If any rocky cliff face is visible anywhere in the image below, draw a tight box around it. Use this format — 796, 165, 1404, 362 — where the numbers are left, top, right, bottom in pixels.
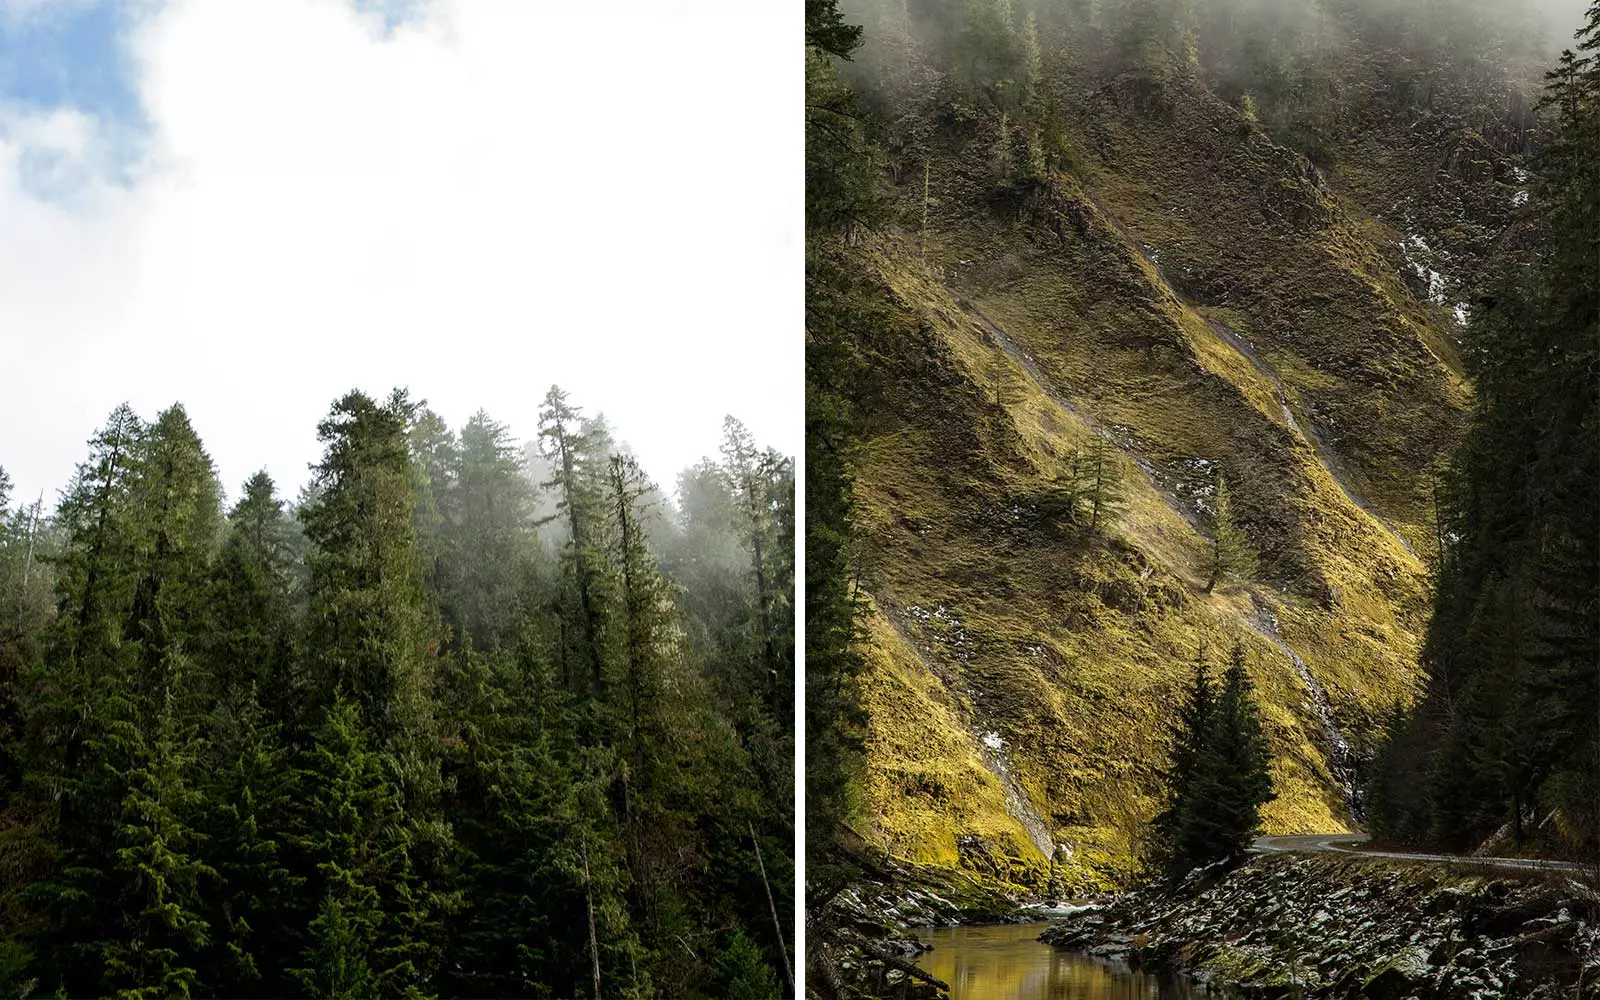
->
1042, 853, 1600, 997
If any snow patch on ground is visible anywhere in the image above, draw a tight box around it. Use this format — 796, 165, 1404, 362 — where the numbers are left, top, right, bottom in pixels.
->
981, 730, 1005, 751
1400, 234, 1448, 305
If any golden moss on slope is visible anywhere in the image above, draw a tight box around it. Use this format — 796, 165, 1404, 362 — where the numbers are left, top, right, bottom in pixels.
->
840, 68, 1476, 890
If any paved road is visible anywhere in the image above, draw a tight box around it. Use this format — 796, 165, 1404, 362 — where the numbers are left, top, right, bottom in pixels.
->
1253, 834, 1590, 873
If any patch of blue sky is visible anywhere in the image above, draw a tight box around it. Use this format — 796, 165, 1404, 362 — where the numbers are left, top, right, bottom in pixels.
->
352, 0, 427, 37
0, 0, 152, 196
0, 1, 146, 123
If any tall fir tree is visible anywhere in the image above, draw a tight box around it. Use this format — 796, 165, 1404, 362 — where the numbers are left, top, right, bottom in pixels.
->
539, 387, 613, 700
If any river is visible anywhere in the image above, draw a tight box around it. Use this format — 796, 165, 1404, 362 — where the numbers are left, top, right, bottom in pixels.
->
911, 922, 1208, 999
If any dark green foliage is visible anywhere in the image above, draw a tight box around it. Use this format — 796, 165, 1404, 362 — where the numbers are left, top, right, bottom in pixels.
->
203, 473, 295, 709
1152, 644, 1275, 879
803, 255, 876, 873
196, 690, 302, 993
1365, 4, 1599, 855
715, 928, 781, 1000
0, 389, 794, 997
806, 0, 884, 234
538, 385, 614, 701
103, 696, 215, 1000
807, 0, 863, 57
1204, 471, 1256, 593
299, 390, 436, 746
290, 699, 428, 998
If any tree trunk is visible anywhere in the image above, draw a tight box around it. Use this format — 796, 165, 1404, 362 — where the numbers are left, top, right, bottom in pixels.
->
21, 493, 39, 587
750, 820, 795, 994
583, 832, 602, 1000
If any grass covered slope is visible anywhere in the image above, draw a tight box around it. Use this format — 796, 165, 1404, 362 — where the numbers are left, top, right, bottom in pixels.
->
834, 51, 1517, 889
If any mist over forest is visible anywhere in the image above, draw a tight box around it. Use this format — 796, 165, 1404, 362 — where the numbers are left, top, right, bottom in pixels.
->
0, 384, 795, 998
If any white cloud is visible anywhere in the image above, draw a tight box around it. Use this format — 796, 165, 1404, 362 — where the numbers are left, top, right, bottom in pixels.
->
0, 0, 800, 507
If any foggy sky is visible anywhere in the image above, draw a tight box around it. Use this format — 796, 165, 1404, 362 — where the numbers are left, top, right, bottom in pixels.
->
0, 0, 799, 509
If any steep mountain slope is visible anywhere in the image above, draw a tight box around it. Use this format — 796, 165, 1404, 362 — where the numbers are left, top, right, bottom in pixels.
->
825, 6, 1542, 891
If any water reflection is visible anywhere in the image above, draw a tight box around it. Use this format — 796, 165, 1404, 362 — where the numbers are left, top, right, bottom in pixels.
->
911, 922, 1203, 999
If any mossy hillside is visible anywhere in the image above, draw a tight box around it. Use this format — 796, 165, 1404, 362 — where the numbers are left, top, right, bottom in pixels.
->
1043, 67, 1471, 536
844, 228, 1427, 890
827, 46, 1514, 890
907, 134, 1433, 699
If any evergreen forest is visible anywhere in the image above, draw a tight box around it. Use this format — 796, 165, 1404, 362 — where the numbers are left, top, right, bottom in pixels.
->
1363, 2, 1599, 858
0, 387, 794, 999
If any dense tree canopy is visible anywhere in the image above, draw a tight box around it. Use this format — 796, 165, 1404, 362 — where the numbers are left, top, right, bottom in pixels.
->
0, 387, 794, 999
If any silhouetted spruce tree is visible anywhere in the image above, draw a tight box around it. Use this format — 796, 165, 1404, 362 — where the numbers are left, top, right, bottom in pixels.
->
1205, 645, 1275, 859
1151, 647, 1215, 878
1153, 643, 1273, 878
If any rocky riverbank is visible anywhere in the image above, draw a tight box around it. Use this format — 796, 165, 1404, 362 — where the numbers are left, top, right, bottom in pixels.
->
806, 848, 1029, 999
1041, 852, 1600, 997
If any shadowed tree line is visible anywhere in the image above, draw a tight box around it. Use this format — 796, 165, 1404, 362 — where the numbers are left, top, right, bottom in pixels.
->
1365, 3, 1599, 857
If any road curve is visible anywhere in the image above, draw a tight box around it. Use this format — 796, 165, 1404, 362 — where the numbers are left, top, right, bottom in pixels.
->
1252, 834, 1589, 873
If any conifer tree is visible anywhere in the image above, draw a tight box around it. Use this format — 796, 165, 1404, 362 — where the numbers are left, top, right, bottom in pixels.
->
1046, 446, 1090, 525
540, 387, 612, 698
406, 407, 458, 603
1366, 3, 1599, 849
1205, 470, 1256, 593
300, 391, 435, 746
1151, 647, 1214, 878
20, 406, 148, 995
203, 473, 295, 710
196, 689, 302, 993
1, 393, 794, 997
606, 456, 671, 783
1206, 645, 1275, 858
721, 418, 782, 703
1022, 11, 1043, 105
451, 411, 536, 652
715, 928, 781, 1000
1153, 643, 1273, 878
